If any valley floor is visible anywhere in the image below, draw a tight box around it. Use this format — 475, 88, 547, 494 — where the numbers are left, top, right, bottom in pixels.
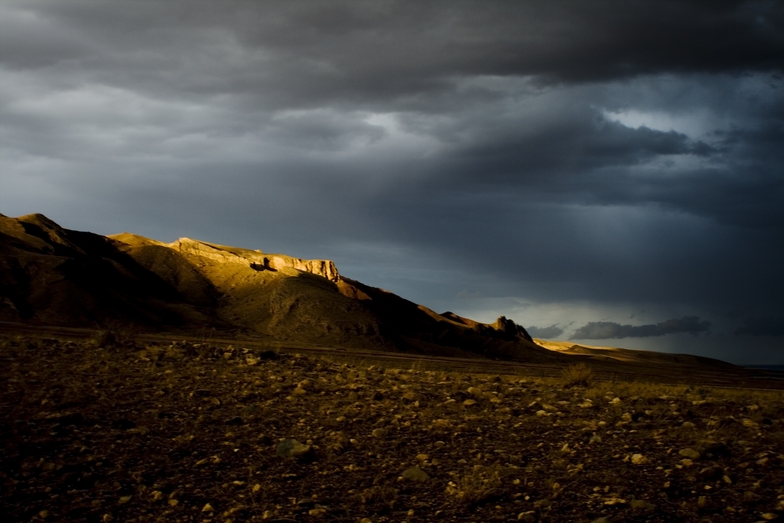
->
2, 335, 784, 522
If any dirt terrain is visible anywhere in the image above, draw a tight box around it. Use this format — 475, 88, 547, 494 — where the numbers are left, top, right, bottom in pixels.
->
3, 333, 784, 523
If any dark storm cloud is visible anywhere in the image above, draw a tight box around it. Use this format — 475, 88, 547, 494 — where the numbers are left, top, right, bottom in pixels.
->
4, 1, 782, 105
527, 325, 565, 339
571, 317, 712, 340
735, 317, 784, 337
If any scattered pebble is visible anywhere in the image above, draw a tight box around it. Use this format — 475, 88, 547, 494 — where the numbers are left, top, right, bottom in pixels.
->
401, 466, 430, 482
679, 448, 701, 459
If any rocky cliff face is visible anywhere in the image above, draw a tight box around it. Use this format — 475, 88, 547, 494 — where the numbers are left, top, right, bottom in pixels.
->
172, 238, 340, 282
265, 256, 340, 282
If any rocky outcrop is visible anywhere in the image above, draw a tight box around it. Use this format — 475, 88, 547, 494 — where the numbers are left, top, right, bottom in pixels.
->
172, 238, 339, 282
492, 315, 534, 342
437, 311, 534, 343
266, 256, 339, 282
172, 238, 255, 266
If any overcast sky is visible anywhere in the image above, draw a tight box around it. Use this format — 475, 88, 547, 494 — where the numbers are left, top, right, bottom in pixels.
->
2, 0, 783, 364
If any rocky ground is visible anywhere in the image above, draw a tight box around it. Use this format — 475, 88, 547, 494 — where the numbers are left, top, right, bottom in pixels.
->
2, 336, 784, 523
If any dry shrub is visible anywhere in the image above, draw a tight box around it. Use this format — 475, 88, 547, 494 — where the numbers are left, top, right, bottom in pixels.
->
561, 363, 594, 388
445, 465, 504, 504
357, 484, 398, 506
91, 330, 116, 348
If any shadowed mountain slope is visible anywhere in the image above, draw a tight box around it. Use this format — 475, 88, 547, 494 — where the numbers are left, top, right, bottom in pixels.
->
0, 213, 559, 362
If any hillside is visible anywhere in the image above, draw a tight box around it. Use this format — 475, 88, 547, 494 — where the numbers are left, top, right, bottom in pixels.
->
0, 213, 556, 363
534, 339, 739, 370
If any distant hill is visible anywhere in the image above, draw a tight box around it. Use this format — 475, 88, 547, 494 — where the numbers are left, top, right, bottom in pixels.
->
0, 213, 561, 363
534, 339, 739, 370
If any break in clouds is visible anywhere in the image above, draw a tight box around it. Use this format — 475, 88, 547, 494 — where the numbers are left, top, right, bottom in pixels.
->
1, 1, 783, 362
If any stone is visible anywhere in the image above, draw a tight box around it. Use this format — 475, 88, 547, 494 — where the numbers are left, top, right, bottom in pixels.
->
703, 442, 731, 459
431, 419, 450, 430
401, 466, 430, 482
679, 448, 700, 459
518, 511, 536, 522
467, 386, 484, 398
630, 499, 656, 511
742, 418, 759, 428
296, 498, 315, 510
402, 391, 419, 402
697, 466, 724, 480
631, 454, 647, 465
276, 438, 315, 461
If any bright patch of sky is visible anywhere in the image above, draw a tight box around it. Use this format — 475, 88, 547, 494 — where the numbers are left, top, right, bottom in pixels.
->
362, 112, 443, 158
602, 108, 728, 140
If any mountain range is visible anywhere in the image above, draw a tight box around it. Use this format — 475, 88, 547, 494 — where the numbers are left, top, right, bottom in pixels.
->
0, 213, 562, 362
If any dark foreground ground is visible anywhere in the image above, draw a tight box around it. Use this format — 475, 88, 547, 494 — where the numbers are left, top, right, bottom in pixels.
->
2, 334, 784, 523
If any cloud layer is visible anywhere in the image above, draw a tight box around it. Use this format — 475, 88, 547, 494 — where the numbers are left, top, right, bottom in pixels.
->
571, 317, 712, 340
1, 0, 783, 362
527, 325, 565, 339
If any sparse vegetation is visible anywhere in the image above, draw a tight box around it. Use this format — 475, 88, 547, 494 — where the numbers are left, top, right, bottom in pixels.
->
2, 334, 784, 522
445, 464, 505, 504
560, 362, 594, 388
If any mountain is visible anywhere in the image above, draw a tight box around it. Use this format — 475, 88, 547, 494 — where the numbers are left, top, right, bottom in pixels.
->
0, 213, 560, 362
534, 339, 740, 371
